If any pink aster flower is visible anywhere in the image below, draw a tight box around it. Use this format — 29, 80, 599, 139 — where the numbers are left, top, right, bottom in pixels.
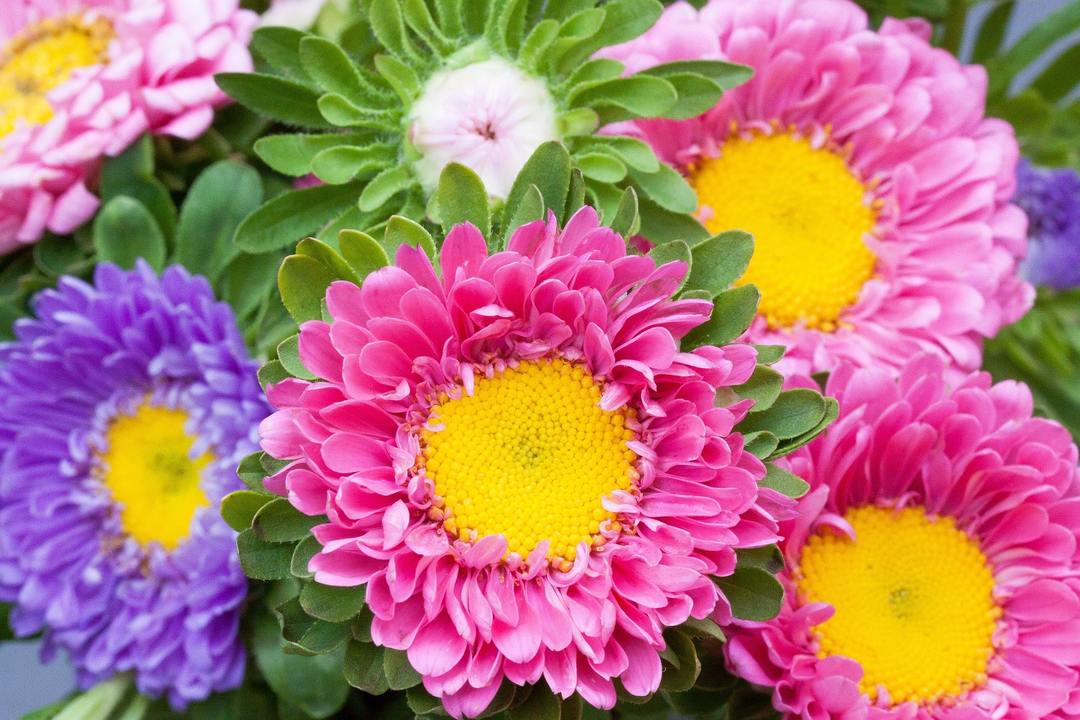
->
725, 355, 1080, 719
258, 207, 791, 717
0, 0, 256, 252
599, 0, 1033, 380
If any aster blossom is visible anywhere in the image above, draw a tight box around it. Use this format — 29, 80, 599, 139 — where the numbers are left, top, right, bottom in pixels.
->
1014, 159, 1080, 289
725, 355, 1080, 719
257, 206, 794, 717
0, 262, 269, 707
0, 0, 256, 252
599, 0, 1033, 379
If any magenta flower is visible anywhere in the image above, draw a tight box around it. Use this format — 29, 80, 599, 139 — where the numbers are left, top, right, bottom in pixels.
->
258, 208, 790, 716
0, 0, 255, 251
725, 355, 1080, 719
599, 0, 1033, 380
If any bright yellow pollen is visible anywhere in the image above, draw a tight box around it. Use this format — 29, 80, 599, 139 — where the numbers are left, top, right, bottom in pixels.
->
99, 403, 213, 551
420, 359, 636, 563
797, 506, 1000, 706
691, 130, 878, 331
0, 15, 113, 137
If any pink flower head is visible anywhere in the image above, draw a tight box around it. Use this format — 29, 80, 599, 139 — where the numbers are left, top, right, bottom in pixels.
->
0, 0, 256, 252
726, 355, 1080, 719
259, 207, 791, 717
598, 0, 1033, 380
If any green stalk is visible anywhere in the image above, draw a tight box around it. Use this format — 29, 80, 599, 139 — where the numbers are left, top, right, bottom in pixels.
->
942, 0, 969, 55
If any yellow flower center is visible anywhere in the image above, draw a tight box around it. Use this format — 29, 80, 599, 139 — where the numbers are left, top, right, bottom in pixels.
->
797, 505, 1000, 706
690, 129, 878, 331
0, 15, 113, 137
99, 403, 213, 551
420, 359, 637, 565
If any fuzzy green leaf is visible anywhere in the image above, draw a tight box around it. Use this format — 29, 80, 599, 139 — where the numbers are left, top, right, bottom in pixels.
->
382, 216, 436, 258
503, 142, 571, 232
297, 237, 362, 285
682, 284, 759, 349
359, 166, 415, 212
277, 334, 316, 380
576, 152, 627, 183
641, 59, 752, 91
299, 36, 369, 100
557, 108, 601, 137
316, 93, 398, 129
278, 254, 338, 323
383, 648, 423, 690
735, 365, 783, 412
311, 144, 395, 185
503, 185, 546, 245
637, 195, 709, 245
339, 229, 390, 278
569, 76, 677, 121
253, 498, 321, 543
628, 163, 697, 214
744, 431, 779, 460
254, 133, 371, 177
760, 464, 810, 499
93, 196, 166, 271
301, 582, 367, 623
580, 136, 660, 173
519, 19, 560, 72
237, 529, 294, 581
221, 491, 275, 533
609, 187, 641, 239
235, 182, 364, 253
714, 566, 784, 622
216, 73, 330, 128
175, 161, 262, 283
739, 388, 827, 440
344, 641, 390, 695
434, 162, 492, 237
252, 606, 349, 718
374, 54, 421, 103
368, 0, 411, 56
251, 26, 309, 77
402, 0, 452, 53
686, 230, 754, 296
258, 360, 291, 391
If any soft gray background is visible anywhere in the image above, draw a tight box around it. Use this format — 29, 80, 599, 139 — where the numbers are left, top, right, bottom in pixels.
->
0, 1, 1076, 718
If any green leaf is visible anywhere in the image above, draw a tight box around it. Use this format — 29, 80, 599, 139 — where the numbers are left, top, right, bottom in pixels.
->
680, 616, 725, 643
743, 431, 779, 460
258, 360, 291, 392
402, 0, 452, 53
237, 529, 294, 581
252, 606, 349, 718
221, 490, 276, 533
641, 59, 752, 91
221, 251, 281, 320
291, 535, 321, 579
253, 498, 322, 543
279, 255, 338, 323
359, 166, 415, 212
433, 162, 491, 237
754, 344, 786, 365
339, 229, 390, 278
569, 76, 677, 122
651, 72, 724, 119
628, 163, 697, 214
580, 136, 659, 173
311, 144, 396, 185
175, 161, 262, 283
299, 36, 368, 100
374, 54, 421, 103
235, 183, 366, 253
368, 0, 412, 57
986, 2, 1080, 98
519, 19, 560, 72
659, 629, 700, 692
254, 133, 373, 177
300, 582, 367, 623
344, 641, 390, 695
383, 216, 436, 258
576, 152, 627, 183
52, 678, 129, 720
759, 464, 810, 499
636, 196, 709, 245
100, 172, 177, 244
564, 169, 587, 224
216, 73, 330, 128
509, 686, 561, 720
406, 686, 443, 716
557, 108, 601, 137
609, 187, 641, 239
682, 284, 759, 349
554, 0, 663, 72
734, 365, 783, 412
251, 26, 309, 76
503, 142, 571, 232
686, 230, 753, 294
316, 93, 398, 129
738, 388, 827, 440
93, 196, 166, 271
649, 240, 691, 278
296, 237, 360, 283
277, 334, 316, 380
237, 453, 271, 492
100, 134, 153, 193
714, 566, 784, 622
502, 185, 546, 246
1031, 43, 1080, 103
383, 648, 423, 690
287, 618, 350, 657
972, 1, 1015, 64
737, 545, 784, 574
771, 395, 838, 459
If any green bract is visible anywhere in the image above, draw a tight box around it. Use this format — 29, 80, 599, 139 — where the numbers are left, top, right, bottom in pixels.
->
216, 0, 752, 253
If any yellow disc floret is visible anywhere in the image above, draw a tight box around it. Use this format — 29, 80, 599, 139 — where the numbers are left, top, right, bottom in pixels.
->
419, 359, 637, 564
0, 15, 113, 137
99, 403, 213, 550
797, 505, 1000, 706
691, 129, 878, 331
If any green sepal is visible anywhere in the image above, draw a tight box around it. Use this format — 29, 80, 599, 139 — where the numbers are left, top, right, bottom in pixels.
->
685, 230, 753, 296
237, 452, 273, 492
754, 344, 786, 365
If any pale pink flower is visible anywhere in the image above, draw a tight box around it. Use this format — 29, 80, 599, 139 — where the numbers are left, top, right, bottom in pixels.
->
726, 356, 1080, 719
599, 0, 1033, 381
259, 208, 792, 717
0, 0, 256, 252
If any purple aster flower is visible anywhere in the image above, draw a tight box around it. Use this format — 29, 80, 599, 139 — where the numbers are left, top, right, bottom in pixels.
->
1015, 159, 1080, 289
0, 262, 269, 708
